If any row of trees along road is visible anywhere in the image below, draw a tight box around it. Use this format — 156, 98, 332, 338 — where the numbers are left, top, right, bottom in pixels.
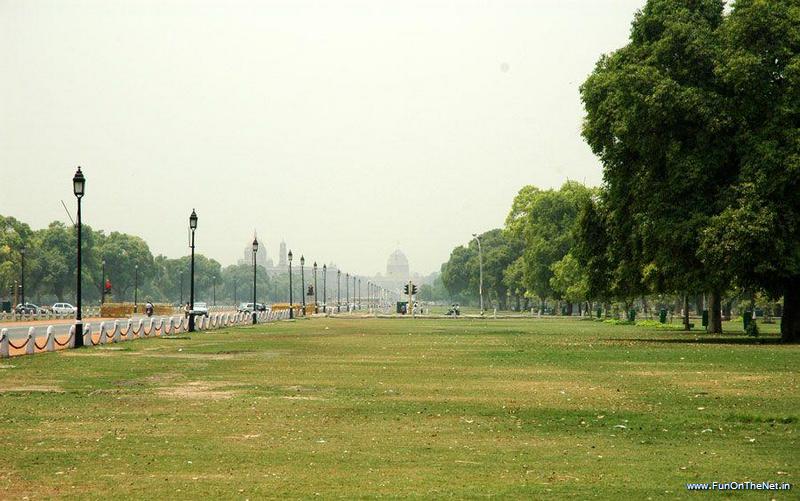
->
441, 0, 798, 342
1, 214, 320, 307
441, 183, 594, 313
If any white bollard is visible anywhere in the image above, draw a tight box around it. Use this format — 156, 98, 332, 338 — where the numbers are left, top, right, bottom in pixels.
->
98, 322, 108, 344
0, 329, 8, 358
46, 326, 55, 352
26, 327, 35, 355
113, 320, 121, 343
68, 325, 75, 348
83, 323, 92, 346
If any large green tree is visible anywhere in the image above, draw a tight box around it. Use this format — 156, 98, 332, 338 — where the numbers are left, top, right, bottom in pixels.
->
581, 0, 736, 331
699, 0, 800, 342
505, 183, 593, 308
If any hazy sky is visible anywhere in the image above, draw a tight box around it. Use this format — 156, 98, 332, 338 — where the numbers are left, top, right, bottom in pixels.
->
1, 0, 644, 276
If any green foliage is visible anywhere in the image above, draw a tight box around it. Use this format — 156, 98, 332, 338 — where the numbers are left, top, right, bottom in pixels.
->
746, 319, 760, 337
507, 182, 594, 301
550, 253, 588, 304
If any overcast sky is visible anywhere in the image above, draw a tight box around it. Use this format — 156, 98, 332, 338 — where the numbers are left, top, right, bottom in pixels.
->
1, 0, 644, 276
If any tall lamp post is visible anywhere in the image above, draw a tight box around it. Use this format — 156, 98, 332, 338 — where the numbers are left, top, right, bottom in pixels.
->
313, 262, 318, 314
188, 209, 197, 332
20, 248, 25, 306
101, 259, 106, 305
322, 264, 327, 313
300, 255, 306, 317
337, 269, 341, 313
357, 278, 361, 310
134, 264, 139, 313
288, 250, 294, 319
346, 273, 350, 313
252, 238, 258, 325
73, 167, 85, 348
472, 233, 484, 315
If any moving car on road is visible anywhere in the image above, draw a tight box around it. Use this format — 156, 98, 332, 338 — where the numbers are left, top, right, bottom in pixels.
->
51, 302, 77, 314
238, 302, 267, 314
193, 302, 209, 317
14, 302, 40, 314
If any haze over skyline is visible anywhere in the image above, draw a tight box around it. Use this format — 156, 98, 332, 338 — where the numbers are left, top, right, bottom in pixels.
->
1, 0, 645, 276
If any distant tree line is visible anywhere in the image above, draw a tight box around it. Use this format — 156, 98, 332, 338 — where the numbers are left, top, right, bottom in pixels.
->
441, 0, 798, 342
0, 214, 314, 307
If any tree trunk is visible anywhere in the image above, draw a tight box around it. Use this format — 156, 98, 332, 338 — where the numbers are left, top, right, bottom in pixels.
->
566, 303, 573, 316
683, 294, 691, 331
723, 298, 732, 321
782, 278, 800, 343
708, 290, 723, 334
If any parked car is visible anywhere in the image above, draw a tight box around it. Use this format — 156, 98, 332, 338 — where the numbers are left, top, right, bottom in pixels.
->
193, 302, 209, 317
52, 302, 77, 314
14, 302, 40, 314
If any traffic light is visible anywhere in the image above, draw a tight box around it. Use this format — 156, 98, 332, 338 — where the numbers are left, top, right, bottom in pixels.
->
412, 285, 418, 295
403, 284, 410, 295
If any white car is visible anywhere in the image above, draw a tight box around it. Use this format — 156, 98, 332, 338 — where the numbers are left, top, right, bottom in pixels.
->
192, 302, 209, 317
52, 303, 77, 314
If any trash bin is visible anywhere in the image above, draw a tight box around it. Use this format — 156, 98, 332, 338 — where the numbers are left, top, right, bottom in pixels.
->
659, 308, 667, 324
628, 309, 636, 322
596, 307, 602, 319
702, 310, 709, 328
743, 311, 752, 330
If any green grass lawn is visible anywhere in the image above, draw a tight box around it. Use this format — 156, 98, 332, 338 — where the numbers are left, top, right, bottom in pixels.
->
0, 318, 796, 499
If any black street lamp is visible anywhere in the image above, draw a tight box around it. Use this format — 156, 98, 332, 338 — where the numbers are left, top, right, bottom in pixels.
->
252, 238, 258, 325
288, 250, 294, 319
101, 259, 106, 305
20, 247, 25, 306
313, 262, 318, 314
323, 264, 327, 313
358, 277, 361, 310
352, 275, 356, 311
346, 273, 350, 313
73, 167, 85, 348
188, 209, 198, 332
300, 255, 306, 317
134, 264, 139, 313
337, 269, 341, 313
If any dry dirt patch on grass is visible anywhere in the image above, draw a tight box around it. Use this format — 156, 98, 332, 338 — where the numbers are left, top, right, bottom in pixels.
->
0, 384, 64, 393
157, 381, 239, 400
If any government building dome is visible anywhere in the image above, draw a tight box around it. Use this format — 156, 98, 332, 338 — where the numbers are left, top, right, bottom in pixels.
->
386, 249, 409, 278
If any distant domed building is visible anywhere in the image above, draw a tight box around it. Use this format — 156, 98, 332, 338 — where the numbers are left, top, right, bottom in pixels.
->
386, 249, 409, 279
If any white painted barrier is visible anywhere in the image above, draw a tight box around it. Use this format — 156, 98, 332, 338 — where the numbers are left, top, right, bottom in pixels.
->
1, 310, 291, 358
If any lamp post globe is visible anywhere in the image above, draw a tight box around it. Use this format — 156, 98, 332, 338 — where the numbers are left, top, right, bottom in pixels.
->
288, 250, 294, 319
72, 167, 86, 348
188, 209, 197, 332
